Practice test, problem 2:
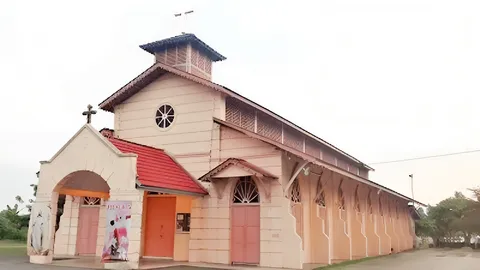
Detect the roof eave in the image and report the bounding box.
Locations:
[98,62,371,170]
[198,158,278,182]
[139,34,227,62]
[214,118,426,207]
[136,182,208,197]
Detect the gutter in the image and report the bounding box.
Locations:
[135,181,208,197]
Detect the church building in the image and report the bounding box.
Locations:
[28,33,423,269]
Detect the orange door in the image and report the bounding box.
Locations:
[144,197,176,258]
[231,205,260,264]
[76,207,100,255]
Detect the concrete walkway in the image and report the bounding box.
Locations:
[2,249,480,270]
[342,248,480,270]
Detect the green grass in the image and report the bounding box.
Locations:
[0,239,27,256]
[314,256,385,269]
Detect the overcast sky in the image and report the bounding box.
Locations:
[1,0,479,210]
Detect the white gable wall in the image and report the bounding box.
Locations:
[112,73,303,268]
[114,73,225,178]
[30,125,143,267]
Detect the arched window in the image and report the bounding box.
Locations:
[82,197,101,206]
[367,189,373,215]
[290,178,301,204]
[232,177,260,204]
[314,174,326,208]
[396,201,399,219]
[338,179,345,210]
[354,185,361,212]
[379,196,384,216]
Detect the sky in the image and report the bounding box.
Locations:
[1,0,479,210]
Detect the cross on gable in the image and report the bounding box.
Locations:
[82,104,97,124]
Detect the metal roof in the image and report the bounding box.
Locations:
[99,62,373,171]
[215,118,427,207]
[139,33,227,62]
[109,137,208,195]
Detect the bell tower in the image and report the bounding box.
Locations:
[140,33,226,81]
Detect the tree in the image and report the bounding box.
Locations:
[30,184,38,197]
[468,187,480,201]
[453,188,480,243]
[4,196,27,230]
[0,195,29,241]
[421,190,480,247]
[26,183,37,212]
[415,214,436,237]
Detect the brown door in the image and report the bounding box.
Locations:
[144,197,176,257]
[76,207,100,255]
[231,205,260,264]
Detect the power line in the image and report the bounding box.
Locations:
[369,149,480,165]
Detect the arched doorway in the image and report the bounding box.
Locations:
[231,177,260,265]
[53,170,110,256]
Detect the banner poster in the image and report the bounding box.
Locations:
[101,201,132,262]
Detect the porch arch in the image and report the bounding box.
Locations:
[53,170,110,199]
[53,170,110,256]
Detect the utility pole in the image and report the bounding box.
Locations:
[409,174,414,207]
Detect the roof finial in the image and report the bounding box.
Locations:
[174,10,194,35]
[82,104,97,124]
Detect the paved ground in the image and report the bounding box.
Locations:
[341,248,480,270]
[1,248,479,270]
[0,255,214,270]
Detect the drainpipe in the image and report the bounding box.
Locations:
[284,160,310,196]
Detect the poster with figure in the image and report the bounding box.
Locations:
[101,201,132,261]
[29,203,52,255]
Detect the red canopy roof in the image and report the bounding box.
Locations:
[108,138,207,195]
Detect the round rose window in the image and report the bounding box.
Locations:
[155,104,175,129]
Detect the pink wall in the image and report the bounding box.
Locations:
[291,163,415,266]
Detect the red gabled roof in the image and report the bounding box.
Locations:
[108,137,208,195]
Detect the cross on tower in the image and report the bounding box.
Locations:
[82,104,97,124]
[174,10,194,34]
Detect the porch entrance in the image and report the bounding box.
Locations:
[231,177,260,265]
[144,197,176,258]
[76,197,101,255]
[52,170,110,257]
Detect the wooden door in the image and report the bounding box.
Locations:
[76,207,100,255]
[231,205,260,264]
[144,197,176,258]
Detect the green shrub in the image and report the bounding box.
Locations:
[0,212,28,241]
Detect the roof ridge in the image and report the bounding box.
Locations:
[98,63,371,170]
[108,137,165,153]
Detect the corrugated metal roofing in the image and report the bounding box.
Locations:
[139,33,226,62]
[98,61,373,172]
[108,137,207,195]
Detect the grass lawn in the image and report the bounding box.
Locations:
[315,256,386,269]
[0,239,27,256]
